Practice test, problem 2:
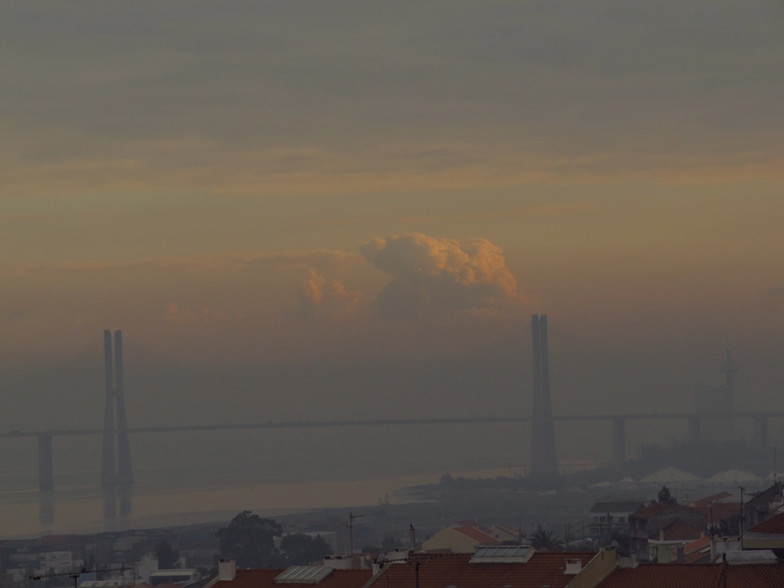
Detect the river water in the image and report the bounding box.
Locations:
[0,423,533,538]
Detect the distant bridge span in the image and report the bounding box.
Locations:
[4,410,780,516]
[5,411,781,492]
[3,411,783,438]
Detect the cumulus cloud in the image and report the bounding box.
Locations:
[360,233,522,318]
[299,269,361,319]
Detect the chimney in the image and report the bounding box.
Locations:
[218,559,236,581]
[618,553,638,569]
[564,558,582,575]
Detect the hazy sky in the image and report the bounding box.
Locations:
[2,2,783,440]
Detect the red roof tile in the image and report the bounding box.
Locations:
[454,525,501,544]
[683,536,711,555]
[691,492,733,507]
[659,520,703,541]
[691,502,742,523]
[598,562,784,588]
[749,511,784,534]
[367,551,595,588]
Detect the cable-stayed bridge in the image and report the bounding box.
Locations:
[7,322,779,528]
[5,409,780,487]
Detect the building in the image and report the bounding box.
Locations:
[204,559,370,588]
[628,502,706,562]
[597,551,784,587]
[366,546,608,588]
[744,511,784,553]
[588,501,643,539]
[421,521,518,553]
[745,482,784,528]
[646,520,705,563]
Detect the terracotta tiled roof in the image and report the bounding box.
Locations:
[691,492,733,507]
[749,511,784,534]
[454,525,501,544]
[683,536,711,555]
[631,502,672,519]
[747,482,783,509]
[215,568,371,588]
[659,520,703,541]
[598,562,784,588]
[691,502,741,524]
[681,549,710,565]
[367,551,595,588]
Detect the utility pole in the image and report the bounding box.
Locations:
[348,512,366,556]
[739,486,745,548]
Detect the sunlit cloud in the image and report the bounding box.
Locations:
[360,233,524,319]
[298,269,362,320]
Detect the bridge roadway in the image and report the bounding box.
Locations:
[5,411,781,495]
[2,410,783,438]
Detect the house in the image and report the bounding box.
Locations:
[646,520,705,563]
[688,491,741,534]
[365,546,611,588]
[588,501,643,539]
[204,560,370,588]
[596,551,784,587]
[421,521,517,553]
[744,510,784,554]
[679,535,712,564]
[745,481,784,528]
[628,502,706,562]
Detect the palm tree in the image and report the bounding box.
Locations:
[530,526,564,551]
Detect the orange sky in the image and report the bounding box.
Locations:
[2,2,783,435]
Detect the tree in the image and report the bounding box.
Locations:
[530,526,564,551]
[155,539,180,569]
[658,485,677,505]
[715,514,740,536]
[216,511,284,568]
[280,534,332,565]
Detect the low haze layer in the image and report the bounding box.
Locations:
[1,2,782,463]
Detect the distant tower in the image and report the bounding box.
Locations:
[530,315,559,477]
[101,330,133,520]
[694,349,738,443]
[720,348,738,441]
[722,349,738,413]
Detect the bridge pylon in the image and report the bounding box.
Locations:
[530,314,559,477]
[101,330,133,521]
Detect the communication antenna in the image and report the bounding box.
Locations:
[348,512,366,555]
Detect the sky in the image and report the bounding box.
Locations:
[2,2,784,460]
